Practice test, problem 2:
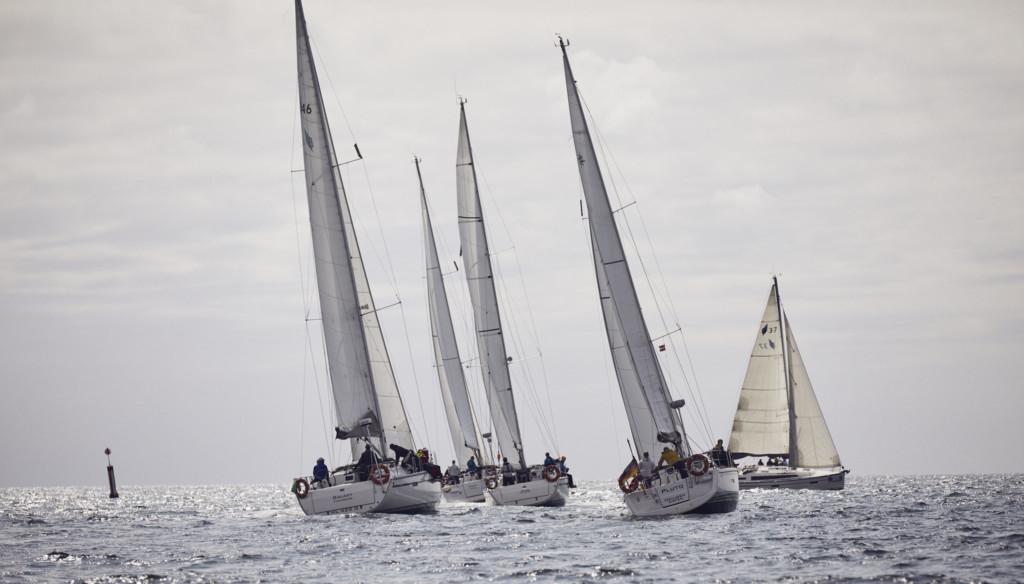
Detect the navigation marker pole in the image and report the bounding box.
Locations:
[105,448,119,498]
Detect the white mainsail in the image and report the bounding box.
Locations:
[728,278,840,468]
[418,158,489,467]
[560,44,686,458]
[455,101,527,470]
[294,0,414,458]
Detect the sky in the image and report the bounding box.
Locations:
[1,1,1022,488]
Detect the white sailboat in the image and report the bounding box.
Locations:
[456,100,571,507]
[728,276,849,490]
[558,38,739,516]
[417,157,491,504]
[289,0,440,515]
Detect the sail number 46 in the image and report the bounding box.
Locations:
[301,103,313,114]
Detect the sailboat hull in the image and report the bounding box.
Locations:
[442,477,487,503]
[487,477,570,507]
[624,467,739,517]
[737,466,848,490]
[295,466,440,515]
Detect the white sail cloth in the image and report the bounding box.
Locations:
[419,160,489,466]
[560,44,686,458]
[455,103,526,468]
[294,1,414,457]
[728,282,840,468]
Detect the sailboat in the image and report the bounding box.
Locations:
[456,100,571,507]
[558,38,739,516]
[727,276,849,490]
[417,157,491,503]
[289,0,440,515]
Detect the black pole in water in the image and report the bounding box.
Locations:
[105,448,119,498]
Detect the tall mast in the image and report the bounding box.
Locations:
[559,36,686,455]
[456,99,527,470]
[774,276,798,467]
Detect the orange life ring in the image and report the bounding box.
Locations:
[618,475,639,493]
[370,464,391,485]
[294,478,309,499]
[687,454,710,477]
[485,477,498,490]
[543,465,561,482]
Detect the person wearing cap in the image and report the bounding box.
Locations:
[356,444,375,481]
[313,457,329,485]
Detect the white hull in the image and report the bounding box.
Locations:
[487,476,570,507]
[441,477,486,503]
[737,465,848,491]
[625,467,739,517]
[295,465,440,515]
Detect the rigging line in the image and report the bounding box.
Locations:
[581,213,626,461]
[307,320,335,464]
[396,297,436,454]
[475,169,561,451]
[491,257,560,452]
[311,37,402,300]
[580,91,715,435]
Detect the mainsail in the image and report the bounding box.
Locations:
[455,101,527,470]
[728,278,840,468]
[559,40,687,457]
[294,0,414,458]
[418,158,489,466]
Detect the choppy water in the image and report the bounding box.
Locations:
[1,475,1021,583]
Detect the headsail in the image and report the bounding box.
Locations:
[455,101,527,469]
[559,40,686,457]
[294,0,414,457]
[418,158,489,466]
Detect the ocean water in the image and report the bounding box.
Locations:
[1,475,1021,583]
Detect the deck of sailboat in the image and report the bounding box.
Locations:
[737,465,848,490]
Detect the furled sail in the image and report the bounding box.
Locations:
[455,101,526,469]
[294,0,414,457]
[559,41,686,457]
[418,158,489,466]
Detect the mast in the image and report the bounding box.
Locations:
[455,99,527,470]
[559,37,687,456]
[294,0,414,457]
[775,276,799,467]
[419,156,487,465]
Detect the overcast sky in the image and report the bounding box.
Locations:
[2,1,1022,488]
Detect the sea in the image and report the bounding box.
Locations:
[1,474,1021,583]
